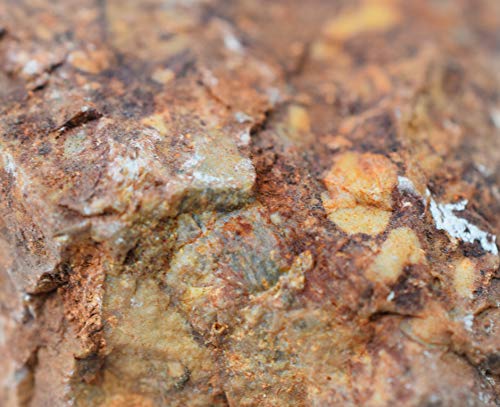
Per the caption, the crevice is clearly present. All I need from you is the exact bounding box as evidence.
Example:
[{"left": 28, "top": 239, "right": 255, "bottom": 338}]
[
  {"left": 367, "top": 309, "right": 418, "bottom": 322},
  {"left": 250, "top": 105, "right": 276, "bottom": 137},
  {"left": 56, "top": 202, "right": 121, "bottom": 219},
  {"left": 197, "top": 77, "right": 231, "bottom": 110},
  {"left": 284, "top": 41, "right": 311, "bottom": 83},
  {"left": 54, "top": 107, "right": 103, "bottom": 135},
  {"left": 16, "top": 345, "right": 40, "bottom": 407}
]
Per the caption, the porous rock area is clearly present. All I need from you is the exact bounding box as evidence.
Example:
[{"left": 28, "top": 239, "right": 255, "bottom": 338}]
[{"left": 0, "top": 0, "right": 499, "bottom": 406}]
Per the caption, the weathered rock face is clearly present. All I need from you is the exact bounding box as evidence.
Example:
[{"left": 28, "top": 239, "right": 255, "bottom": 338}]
[{"left": 0, "top": 0, "right": 499, "bottom": 405}]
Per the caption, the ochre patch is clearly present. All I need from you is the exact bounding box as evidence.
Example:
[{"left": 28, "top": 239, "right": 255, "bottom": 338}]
[
  {"left": 326, "top": 206, "right": 392, "bottom": 236},
  {"left": 287, "top": 105, "right": 311, "bottom": 134},
  {"left": 368, "top": 227, "right": 425, "bottom": 284},
  {"left": 453, "top": 258, "right": 476, "bottom": 299},
  {"left": 323, "top": 1, "right": 401, "bottom": 41},
  {"left": 322, "top": 152, "right": 398, "bottom": 235},
  {"left": 103, "top": 394, "right": 154, "bottom": 407},
  {"left": 68, "top": 49, "right": 111, "bottom": 74},
  {"left": 402, "top": 304, "right": 452, "bottom": 347}
]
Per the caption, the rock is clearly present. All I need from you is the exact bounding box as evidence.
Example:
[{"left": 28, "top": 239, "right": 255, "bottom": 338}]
[{"left": 0, "top": 0, "right": 499, "bottom": 406}]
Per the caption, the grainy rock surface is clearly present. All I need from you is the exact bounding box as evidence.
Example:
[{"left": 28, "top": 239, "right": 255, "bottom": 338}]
[{"left": 0, "top": 0, "right": 499, "bottom": 406}]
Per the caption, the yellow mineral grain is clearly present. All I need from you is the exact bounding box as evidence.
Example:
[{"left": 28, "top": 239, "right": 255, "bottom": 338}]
[
  {"left": 323, "top": 1, "right": 400, "bottom": 41},
  {"left": 326, "top": 206, "right": 391, "bottom": 236},
  {"left": 151, "top": 68, "right": 175, "bottom": 85},
  {"left": 310, "top": 40, "right": 351, "bottom": 65},
  {"left": 287, "top": 105, "right": 311, "bottom": 135},
  {"left": 142, "top": 112, "right": 170, "bottom": 135},
  {"left": 69, "top": 49, "right": 110, "bottom": 74},
  {"left": 321, "top": 135, "right": 353, "bottom": 151},
  {"left": 286, "top": 250, "right": 313, "bottom": 291},
  {"left": 453, "top": 258, "right": 476, "bottom": 299},
  {"left": 368, "top": 227, "right": 425, "bottom": 284},
  {"left": 322, "top": 151, "right": 398, "bottom": 235},
  {"left": 182, "top": 286, "right": 213, "bottom": 308}
]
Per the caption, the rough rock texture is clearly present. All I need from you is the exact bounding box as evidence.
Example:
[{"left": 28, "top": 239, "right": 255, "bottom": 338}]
[{"left": 0, "top": 0, "right": 499, "bottom": 406}]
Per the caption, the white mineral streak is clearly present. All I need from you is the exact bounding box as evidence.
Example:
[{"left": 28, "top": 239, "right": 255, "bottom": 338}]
[
  {"left": 224, "top": 32, "right": 244, "bottom": 53},
  {"left": 475, "top": 163, "right": 492, "bottom": 177},
  {"left": 108, "top": 143, "right": 150, "bottom": 184},
  {"left": 22, "top": 59, "right": 41, "bottom": 76},
  {"left": 490, "top": 108, "right": 500, "bottom": 129},
  {"left": 181, "top": 135, "right": 255, "bottom": 187},
  {"left": 2, "top": 150, "right": 17, "bottom": 177},
  {"left": 202, "top": 68, "right": 218, "bottom": 86},
  {"left": 181, "top": 151, "right": 203, "bottom": 172},
  {"left": 107, "top": 133, "right": 162, "bottom": 185},
  {"left": 217, "top": 19, "right": 244, "bottom": 54},
  {"left": 192, "top": 171, "right": 225, "bottom": 183},
  {"left": 397, "top": 176, "right": 419, "bottom": 196},
  {"left": 1, "top": 147, "right": 32, "bottom": 192},
  {"left": 462, "top": 314, "right": 474, "bottom": 332},
  {"left": 181, "top": 149, "right": 225, "bottom": 183},
  {"left": 428, "top": 192, "right": 498, "bottom": 255},
  {"left": 266, "top": 87, "right": 282, "bottom": 106},
  {"left": 234, "top": 111, "right": 253, "bottom": 123},
  {"left": 238, "top": 129, "right": 251, "bottom": 146}
]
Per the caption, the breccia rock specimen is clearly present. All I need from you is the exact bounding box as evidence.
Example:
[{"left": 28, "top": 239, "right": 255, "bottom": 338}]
[{"left": 0, "top": 0, "right": 499, "bottom": 405}]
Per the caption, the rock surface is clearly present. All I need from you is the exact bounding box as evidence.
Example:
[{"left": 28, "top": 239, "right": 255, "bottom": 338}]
[{"left": 0, "top": 0, "right": 499, "bottom": 406}]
